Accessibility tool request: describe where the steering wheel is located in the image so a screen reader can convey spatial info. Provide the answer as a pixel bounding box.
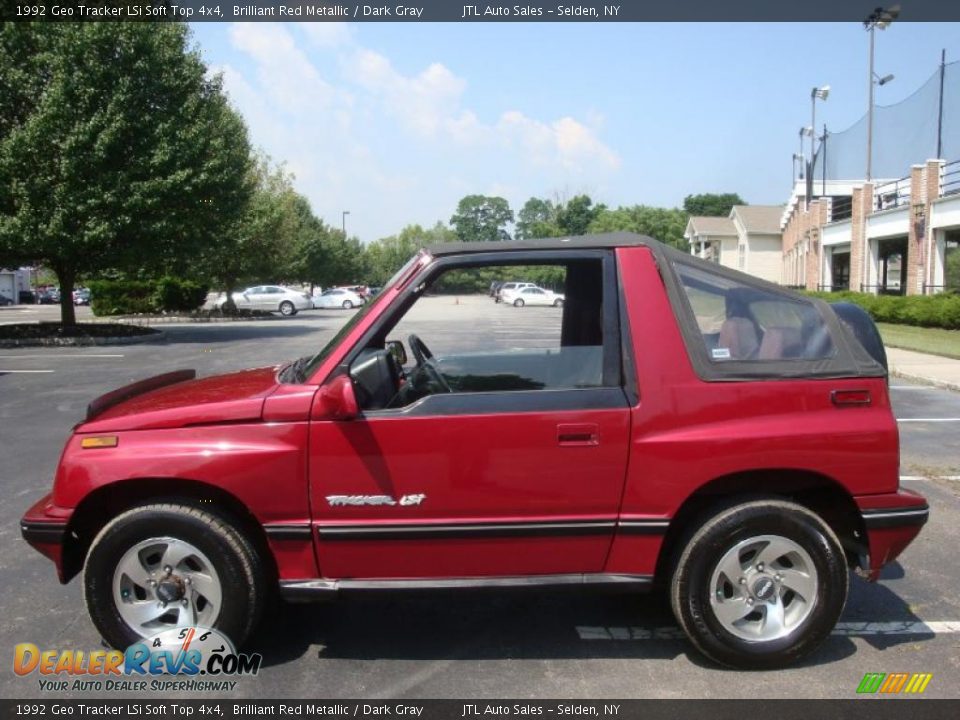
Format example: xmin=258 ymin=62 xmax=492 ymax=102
xmin=408 ymin=333 xmax=434 ymax=366
xmin=407 ymin=334 xmax=451 ymax=393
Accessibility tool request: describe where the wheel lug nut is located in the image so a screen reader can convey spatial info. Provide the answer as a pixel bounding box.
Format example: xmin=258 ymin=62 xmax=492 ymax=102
xmin=747 ymin=598 xmax=754 ymax=605
xmin=181 ymin=599 xmax=188 ymax=606
xmin=184 ymin=577 xmax=191 ymax=585
xmin=738 ymin=577 xmax=746 ymax=585
xmin=756 ymin=563 xmax=764 ymax=571
xmin=163 ymin=565 xmax=172 ymax=574
xmin=148 ymin=580 xmax=157 ymax=587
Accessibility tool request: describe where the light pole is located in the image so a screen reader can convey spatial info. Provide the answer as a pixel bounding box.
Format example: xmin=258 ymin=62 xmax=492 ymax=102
xmin=793 ymin=153 xmax=805 ymax=185
xmin=810 ymin=85 xmax=830 ymax=170
xmin=798 ymin=127 xmax=813 ymax=179
xmin=342 ymin=210 xmax=350 ymax=237
xmin=864 ymin=4 xmax=899 ymax=181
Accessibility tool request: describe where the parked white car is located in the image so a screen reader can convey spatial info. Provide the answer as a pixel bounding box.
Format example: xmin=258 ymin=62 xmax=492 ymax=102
xmin=312 ymin=287 xmax=365 ymax=309
xmin=500 ymin=285 xmax=565 ymax=308
xmin=216 ymin=285 xmax=312 ymax=316
xmin=495 ymin=281 xmax=535 ymax=303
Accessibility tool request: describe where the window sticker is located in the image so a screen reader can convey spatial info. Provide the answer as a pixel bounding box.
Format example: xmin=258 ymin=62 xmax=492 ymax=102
xmin=712 ymin=347 xmax=732 ymax=360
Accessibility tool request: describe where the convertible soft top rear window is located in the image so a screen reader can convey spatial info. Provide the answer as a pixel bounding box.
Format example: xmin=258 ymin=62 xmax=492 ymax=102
xmin=661 ymin=249 xmax=885 ymax=381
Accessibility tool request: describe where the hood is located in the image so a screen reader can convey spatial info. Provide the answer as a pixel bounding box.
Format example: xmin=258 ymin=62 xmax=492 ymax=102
xmin=79 ymin=366 xmax=282 ymax=432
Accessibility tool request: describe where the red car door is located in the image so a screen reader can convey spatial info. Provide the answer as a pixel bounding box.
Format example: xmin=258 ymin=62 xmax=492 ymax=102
xmin=308 ymin=396 xmax=630 ymax=579
xmin=307 ymin=249 xmax=632 ymax=580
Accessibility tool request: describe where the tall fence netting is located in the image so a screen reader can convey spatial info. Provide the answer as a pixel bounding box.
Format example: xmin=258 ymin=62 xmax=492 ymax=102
xmin=811 ymin=60 xmax=958 ymax=183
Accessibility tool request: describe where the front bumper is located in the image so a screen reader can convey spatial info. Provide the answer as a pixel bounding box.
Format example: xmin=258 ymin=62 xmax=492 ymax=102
xmin=856 ymin=488 xmax=929 ymax=581
xmin=21 ymin=493 xmax=73 ymax=583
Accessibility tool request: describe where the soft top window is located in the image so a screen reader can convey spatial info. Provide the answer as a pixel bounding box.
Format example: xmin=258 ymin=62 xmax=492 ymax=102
xmin=674 ymin=262 xmax=835 ymax=363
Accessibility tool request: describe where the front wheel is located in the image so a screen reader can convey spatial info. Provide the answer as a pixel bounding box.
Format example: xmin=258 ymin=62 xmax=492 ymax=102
xmin=670 ymin=499 xmax=847 ymax=669
xmin=84 ymin=504 xmax=266 ymax=650
xmin=553 ymin=299 xmax=563 ymax=308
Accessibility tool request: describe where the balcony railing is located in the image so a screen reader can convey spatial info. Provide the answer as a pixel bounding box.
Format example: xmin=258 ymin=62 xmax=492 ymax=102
xmin=873 ymin=176 xmax=911 ymax=211
xmin=942 ymin=159 xmax=960 ymax=197
xmin=829 ymin=196 xmax=852 ymax=222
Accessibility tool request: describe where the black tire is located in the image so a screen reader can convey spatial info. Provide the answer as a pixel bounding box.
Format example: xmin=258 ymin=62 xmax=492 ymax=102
xmin=279 ymin=301 xmax=296 ymax=316
xmin=553 ymin=299 xmax=564 ymax=308
xmin=84 ymin=503 xmax=266 ymax=650
xmin=342 ymin=300 xmax=353 ymax=309
xmin=513 ymin=298 xmax=524 ymax=307
xmin=670 ymin=499 xmax=847 ymax=669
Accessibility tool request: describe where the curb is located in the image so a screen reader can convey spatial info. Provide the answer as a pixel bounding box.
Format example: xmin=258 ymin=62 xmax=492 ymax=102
xmin=891 ymin=368 xmax=960 ymax=393
xmin=0 ymin=329 xmax=166 ymax=348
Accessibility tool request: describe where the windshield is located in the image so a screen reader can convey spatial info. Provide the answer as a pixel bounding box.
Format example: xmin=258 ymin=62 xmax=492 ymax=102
xmin=293 ymin=252 xmax=426 ymax=383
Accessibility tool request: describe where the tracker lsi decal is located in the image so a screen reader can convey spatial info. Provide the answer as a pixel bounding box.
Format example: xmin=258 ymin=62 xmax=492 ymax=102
xmin=326 ymin=494 xmax=426 ymax=507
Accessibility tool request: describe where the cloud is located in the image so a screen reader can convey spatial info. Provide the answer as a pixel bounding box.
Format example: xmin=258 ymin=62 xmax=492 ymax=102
xmin=228 ymin=23 xmax=342 ymax=115
xmin=219 ymin=23 xmax=621 ymax=240
xmin=300 ymin=22 xmax=353 ymax=49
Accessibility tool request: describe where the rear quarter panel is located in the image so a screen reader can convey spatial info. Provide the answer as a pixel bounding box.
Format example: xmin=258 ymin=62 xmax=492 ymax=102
xmin=609 ymin=246 xmax=899 ymax=574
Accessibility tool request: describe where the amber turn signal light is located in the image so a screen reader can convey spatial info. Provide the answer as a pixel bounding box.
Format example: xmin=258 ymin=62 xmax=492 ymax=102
xmin=80 ymin=436 xmax=118 ymax=449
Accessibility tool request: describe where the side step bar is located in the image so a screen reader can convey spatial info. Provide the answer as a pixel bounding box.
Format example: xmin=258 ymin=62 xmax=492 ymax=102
xmin=280 ymin=573 xmax=653 ymax=601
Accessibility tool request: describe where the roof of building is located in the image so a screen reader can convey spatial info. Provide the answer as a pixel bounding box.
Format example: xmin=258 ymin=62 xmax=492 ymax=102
xmin=686 ymin=216 xmax=737 ymax=237
xmin=731 ymin=205 xmax=784 ymax=235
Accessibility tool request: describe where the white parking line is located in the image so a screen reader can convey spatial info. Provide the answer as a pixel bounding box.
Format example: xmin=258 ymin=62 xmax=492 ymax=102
xmin=901 ymin=475 xmax=960 ymax=482
xmin=897 ymin=418 xmax=960 ymax=423
xmin=0 ymin=354 xmax=124 ymax=359
xmin=890 ymin=386 xmax=938 ymax=390
xmin=576 ymin=621 xmax=960 ymax=641
xmin=0 ymin=369 xmax=54 ymax=373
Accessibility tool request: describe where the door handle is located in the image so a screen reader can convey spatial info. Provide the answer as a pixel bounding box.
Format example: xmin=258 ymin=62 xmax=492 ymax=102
xmin=557 ymin=423 xmax=599 ymax=446
xmin=831 ymin=389 xmax=871 ymax=407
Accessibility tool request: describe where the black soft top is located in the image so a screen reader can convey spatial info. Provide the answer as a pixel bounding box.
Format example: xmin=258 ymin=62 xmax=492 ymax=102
xmin=426 ymin=232 xmax=655 ymax=256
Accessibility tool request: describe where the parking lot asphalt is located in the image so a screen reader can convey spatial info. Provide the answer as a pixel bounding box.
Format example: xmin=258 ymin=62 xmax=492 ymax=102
xmin=2 ymin=297 xmax=959 ymax=699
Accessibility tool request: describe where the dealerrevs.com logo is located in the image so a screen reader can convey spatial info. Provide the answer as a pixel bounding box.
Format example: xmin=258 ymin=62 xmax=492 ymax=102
xmin=14 ymin=627 xmax=261 ymax=692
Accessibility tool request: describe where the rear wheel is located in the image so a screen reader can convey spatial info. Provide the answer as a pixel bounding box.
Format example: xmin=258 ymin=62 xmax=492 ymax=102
xmin=670 ymin=499 xmax=847 ymax=669
xmin=279 ymin=301 xmax=296 ymax=316
xmin=513 ymin=298 xmax=524 ymax=307
xmin=84 ymin=504 xmax=266 ymax=650
xmin=342 ymin=300 xmax=354 ymax=309
xmin=553 ymin=298 xmax=563 ymax=308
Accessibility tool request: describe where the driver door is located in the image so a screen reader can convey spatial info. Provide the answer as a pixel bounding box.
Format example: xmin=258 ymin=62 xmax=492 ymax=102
xmin=307 ymin=252 xmax=631 ymax=580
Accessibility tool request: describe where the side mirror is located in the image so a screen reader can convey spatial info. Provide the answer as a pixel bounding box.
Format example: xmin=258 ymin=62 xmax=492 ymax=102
xmin=314 ymin=374 xmax=359 ymax=420
xmin=386 ymin=339 xmax=407 ymax=366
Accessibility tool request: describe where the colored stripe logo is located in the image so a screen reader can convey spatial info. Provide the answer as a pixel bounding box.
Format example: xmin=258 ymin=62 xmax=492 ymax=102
xmin=857 ymin=672 xmax=933 ymax=694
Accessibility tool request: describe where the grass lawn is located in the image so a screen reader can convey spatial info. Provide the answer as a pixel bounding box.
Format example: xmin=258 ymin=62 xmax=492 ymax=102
xmin=877 ymin=323 xmax=960 ymax=360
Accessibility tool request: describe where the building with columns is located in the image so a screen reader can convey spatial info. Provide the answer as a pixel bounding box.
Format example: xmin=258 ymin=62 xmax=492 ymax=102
xmin=781 ymin=159 xmax=960 ymax=295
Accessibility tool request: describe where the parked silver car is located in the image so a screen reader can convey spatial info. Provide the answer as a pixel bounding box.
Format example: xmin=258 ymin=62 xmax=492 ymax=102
xmin=216 ymin=285 xmax=312 ymax=316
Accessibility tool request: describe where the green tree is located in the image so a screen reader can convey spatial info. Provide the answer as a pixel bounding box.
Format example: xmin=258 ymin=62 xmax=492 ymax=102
xmin=206 ymin=154 xmax=296 ymax=311
xmin=589 ymin=205 xmax=690 ymax=251
xmin=683 ymin=193 xmax=746 ymax=217
xmin=365 ymin=222 xmax=456 ymax=285
xmin=515 ymin=197 xmax=559 ymax=240
xmin=0 ymin=23 xmax=251 ymax=325
xmin=556 ymin=194 xmax=604 ymax=236
xmin=450 ymin=195 xmax=514 ymax=242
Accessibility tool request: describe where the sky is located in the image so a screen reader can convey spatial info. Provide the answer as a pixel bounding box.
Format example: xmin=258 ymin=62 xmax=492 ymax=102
xmin=188 ymin=22 xmax=960 ymax=243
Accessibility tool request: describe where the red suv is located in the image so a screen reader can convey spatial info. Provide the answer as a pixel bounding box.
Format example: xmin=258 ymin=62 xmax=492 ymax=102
xmin=22 ymin=233 xmax=927 ymax=668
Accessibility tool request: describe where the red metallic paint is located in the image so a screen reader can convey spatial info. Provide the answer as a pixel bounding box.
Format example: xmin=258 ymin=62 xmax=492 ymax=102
xmin=21 ymin=243 xmax=924 ymax=594
xmin=81 ymin=366 xmax=283 ymax=432
xmin=308 ymin=408 xmax=630 ymax=577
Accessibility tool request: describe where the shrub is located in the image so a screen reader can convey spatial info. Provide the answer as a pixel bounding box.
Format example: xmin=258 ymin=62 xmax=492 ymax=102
xmin=89 ymin=280 xmax=156 ymax=316
xmin=89 ymin=278 xmax=209 ymax=316
xmin=804 ymin=290 xmax=960 ymax=330
xmin=155 ymin=277 xmax=208 ymax=312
